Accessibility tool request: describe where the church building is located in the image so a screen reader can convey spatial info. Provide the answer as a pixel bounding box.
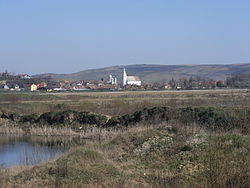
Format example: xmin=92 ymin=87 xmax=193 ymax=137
xmin=123 ymin=68 xmax=142 ymax=86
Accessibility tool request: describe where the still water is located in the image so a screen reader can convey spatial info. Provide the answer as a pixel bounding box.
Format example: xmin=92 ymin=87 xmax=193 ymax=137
xmin=0 ymin=134 xmax=83 ymax=167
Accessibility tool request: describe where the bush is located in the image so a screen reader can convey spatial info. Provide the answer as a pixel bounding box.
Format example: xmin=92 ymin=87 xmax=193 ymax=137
xmin=179 ymin=145 xmax=193 ymax=152
xmin=20 ymin=113 xmax=39 ymax=123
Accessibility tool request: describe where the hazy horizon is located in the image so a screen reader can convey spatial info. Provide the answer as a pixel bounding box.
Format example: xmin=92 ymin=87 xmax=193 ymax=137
xmin=1 ymin=0 xmax=250 ymax=75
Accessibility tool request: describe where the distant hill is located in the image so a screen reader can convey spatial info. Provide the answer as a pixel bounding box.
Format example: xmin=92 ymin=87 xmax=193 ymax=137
xmin=34 ymin=63 xmax=250 ymax=84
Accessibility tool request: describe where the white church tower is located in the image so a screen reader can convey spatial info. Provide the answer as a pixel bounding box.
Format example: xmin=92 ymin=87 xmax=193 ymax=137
xmin=123 ymin=67 xmax=142 ymax=87
xmin=123 ymin=68 xmax=127 ymax=86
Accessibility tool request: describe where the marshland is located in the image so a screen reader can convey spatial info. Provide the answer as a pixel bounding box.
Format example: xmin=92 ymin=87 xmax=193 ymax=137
xmin=0 ymin=89 xmax=249 ymax=187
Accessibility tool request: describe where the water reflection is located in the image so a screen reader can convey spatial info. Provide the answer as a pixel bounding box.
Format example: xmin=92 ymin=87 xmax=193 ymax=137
xmin=0 ymin=134 xmax=85 ymax=167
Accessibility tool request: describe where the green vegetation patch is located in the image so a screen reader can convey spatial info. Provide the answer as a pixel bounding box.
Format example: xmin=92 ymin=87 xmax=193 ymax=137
xmin=1 ymin=106 xmax=250 ymax=135
xmin=105 ymin=106 xmax=250 ymax=133
xmin=1 ymin=110 xmax=109 ymax=128
xmin=105 ymin=107 xmax=172 ymax=127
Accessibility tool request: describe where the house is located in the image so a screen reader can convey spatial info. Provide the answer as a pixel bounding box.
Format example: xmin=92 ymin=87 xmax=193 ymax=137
xmin=19 ymin=74 xmax=31 ymax=79
xmin=86 ymin=84 xmax=97 ymax=90
xmin=37 ymin=82 xmax=47 ymax=88
xmin=176 ymin=86 xmax=182 ymax=90
xmin=3 ymin=84 xmax=9 ymax=90
xmin=73 ymin=86 xmax=90 ymax=91
xmin=14 ymin=84 xmax=21 ymax=91
xmin=100 ymin=84 xmax=116 ymax=90
xmin=53 ymin=87 xmax=67 ymax=91
xmin=30 ymin=84 xmax=38 ymax=91
xmin=164 ymin=83 xmax=172 ymax=90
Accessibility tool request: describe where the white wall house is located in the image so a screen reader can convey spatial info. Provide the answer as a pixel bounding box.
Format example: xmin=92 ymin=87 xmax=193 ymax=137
xmin=30 ymin=84 xmax=37 ymax=91
xmin=3 ymin=84 xmax=9 ymax=90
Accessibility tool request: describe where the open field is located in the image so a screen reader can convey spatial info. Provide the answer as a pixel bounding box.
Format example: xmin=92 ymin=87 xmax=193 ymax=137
xmin=0 ymin=89 xmax=249 ymax=116
xmin=0 ymin=89 xmax=250 ymax=187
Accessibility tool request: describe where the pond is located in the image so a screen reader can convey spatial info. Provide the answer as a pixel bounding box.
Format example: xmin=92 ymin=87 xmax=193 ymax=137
xmin=0 ymin=134 xmax=85 ymax=167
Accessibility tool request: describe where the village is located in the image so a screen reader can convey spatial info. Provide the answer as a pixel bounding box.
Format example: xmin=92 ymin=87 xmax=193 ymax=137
xmin=0 ymin=68 xmax=232 ymax=92
xmin=0 ymin=73 xmax=118 ymax=92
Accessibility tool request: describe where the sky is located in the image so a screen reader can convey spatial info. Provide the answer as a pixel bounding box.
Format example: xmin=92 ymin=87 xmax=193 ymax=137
xmin=0 ymin=0 xmax=250 ymax=75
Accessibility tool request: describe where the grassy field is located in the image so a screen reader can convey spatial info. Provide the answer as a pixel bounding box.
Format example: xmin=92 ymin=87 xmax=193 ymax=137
xmin=0 ymin=89 xmax=250 ymax=187
xmin=0 ymin=89 xmax=249 ymax=116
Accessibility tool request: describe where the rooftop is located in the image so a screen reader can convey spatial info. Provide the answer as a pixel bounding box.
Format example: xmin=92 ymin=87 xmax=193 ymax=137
xmin=127 ymin=76 xmax=141 ymax=81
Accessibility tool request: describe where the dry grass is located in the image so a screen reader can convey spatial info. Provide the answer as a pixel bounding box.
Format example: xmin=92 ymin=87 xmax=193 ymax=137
xmin=0 ymin=90 xmax=249 ymax=187
xmin=1 ymin=121 xmax=250 ymax=187
xmin=0 ymin=119 xmax=24 ymax=134
xmin=1 ymin=89 xmax=249 ymax=116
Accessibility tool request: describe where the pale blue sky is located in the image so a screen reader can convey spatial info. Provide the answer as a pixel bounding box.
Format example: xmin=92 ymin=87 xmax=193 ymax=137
xmin=0 ymin=0 xmax=250 ymax=74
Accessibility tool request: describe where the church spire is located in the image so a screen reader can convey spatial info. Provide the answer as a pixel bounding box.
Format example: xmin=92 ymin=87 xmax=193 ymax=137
xmin=123 ymin=68 xmax=127 ymax=86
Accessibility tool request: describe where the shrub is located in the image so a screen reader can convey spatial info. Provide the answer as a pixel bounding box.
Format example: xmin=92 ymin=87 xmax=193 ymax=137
xmin=20 ymin=113 xmax=39 ymax=123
